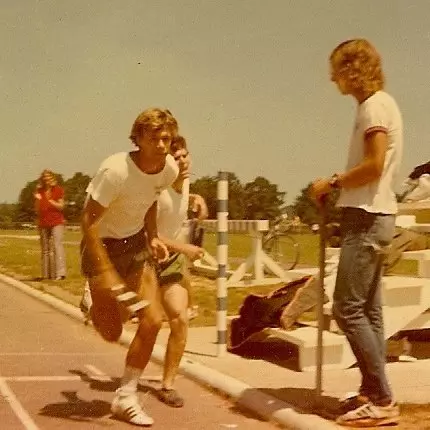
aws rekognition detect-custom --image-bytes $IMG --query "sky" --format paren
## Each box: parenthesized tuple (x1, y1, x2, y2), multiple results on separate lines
(1, 1, 429, 205)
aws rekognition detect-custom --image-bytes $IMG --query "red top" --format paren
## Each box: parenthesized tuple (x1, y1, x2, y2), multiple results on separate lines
(37, 185, 65, 228)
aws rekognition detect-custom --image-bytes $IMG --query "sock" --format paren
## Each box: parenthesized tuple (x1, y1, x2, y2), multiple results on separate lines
(116, 366, 143, 396)
(83, 282, 93, 307)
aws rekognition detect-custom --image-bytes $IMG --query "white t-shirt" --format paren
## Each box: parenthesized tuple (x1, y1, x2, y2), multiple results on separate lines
(337, 91, 403, 214)
(157, 178, 189, 241)
(86, 152, 179, 239)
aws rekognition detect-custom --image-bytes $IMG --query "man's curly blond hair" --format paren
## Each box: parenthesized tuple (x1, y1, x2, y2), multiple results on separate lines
(330, 39, 385, 94)
(129, 108, 178, 145)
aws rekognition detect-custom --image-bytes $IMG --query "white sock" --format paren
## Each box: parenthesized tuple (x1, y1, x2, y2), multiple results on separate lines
(116, 366, 143, 396)
(83, 282, 93, 307)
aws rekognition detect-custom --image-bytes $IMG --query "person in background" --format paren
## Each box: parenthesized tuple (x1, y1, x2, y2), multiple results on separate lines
(34, 169, 67, 280)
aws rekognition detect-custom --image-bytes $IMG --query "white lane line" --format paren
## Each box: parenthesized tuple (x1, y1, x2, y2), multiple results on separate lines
(0, 352, 115, 356)
(0, 378, 39, 430)
(84, 364, 112, 382)
(3, 376, 81, 382)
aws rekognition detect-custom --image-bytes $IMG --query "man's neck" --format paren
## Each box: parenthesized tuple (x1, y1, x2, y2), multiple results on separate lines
(354, 89, 377, 104)
(131, 150, 166, 174)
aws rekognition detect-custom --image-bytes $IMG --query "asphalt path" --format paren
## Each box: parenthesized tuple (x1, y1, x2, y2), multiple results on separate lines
(0, 279, 278, 430)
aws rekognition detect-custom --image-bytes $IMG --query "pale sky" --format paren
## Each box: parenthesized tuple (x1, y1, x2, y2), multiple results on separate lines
(1, 1, 429, 204)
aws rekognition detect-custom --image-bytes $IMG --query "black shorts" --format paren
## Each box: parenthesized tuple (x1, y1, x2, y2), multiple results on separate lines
(80, 227, 150, 279)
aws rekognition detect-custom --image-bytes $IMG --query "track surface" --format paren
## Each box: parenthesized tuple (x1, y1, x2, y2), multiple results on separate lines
(0, 280, 278, 429)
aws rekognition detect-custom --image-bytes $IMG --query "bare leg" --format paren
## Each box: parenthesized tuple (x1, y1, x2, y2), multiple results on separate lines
(124, 263, 163, 371)
(161, 282, 188, 390)
(112, 263, 162, 426)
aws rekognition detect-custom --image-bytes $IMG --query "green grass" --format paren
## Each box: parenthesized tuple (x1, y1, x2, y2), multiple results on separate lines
(0, 228, 419, 327)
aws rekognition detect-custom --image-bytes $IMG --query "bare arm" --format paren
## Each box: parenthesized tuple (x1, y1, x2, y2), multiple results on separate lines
(337, 131, 388, 188)
(310, 131, 388, 201)
(159, 234, 204, 261)
(144, 201, 169, 262)
(81, 197, 114, 274)
(144, 201, 158, 242)
(48, 198, 65, 211)
(189, 193, 209, 220)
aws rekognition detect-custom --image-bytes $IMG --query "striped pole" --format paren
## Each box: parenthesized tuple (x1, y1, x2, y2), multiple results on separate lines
(315, 203, 327, 405)
(216, 171, 229, 357)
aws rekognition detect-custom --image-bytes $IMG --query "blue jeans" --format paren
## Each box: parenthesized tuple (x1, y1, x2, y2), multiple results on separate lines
(333, 208, 395, 403)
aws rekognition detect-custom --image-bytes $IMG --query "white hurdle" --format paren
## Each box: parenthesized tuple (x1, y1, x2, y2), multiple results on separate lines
(227, 220, 289, 287)
(192, 218, 290, 286)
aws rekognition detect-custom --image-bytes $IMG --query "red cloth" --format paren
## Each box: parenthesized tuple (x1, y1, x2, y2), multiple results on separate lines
(37, 186, 65, 227)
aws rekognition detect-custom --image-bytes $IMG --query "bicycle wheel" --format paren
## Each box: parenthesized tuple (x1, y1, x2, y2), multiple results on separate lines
(263, 233, 300, 270)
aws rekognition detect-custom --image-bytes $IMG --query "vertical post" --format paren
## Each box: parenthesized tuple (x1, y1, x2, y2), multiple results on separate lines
(253, 220, 268, 282)
(315, 206, 326, 404)
(217, 171, 229, 357)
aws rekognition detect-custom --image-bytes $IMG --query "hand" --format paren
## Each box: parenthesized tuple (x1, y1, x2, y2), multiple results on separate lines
(149, 237, 169, 263)
(34, 193, 41, 200)
(309, 178, 331, 206)
(178, 164, 190, 180)
(182, 243, 205, 261)
(191, 194, 208, 220)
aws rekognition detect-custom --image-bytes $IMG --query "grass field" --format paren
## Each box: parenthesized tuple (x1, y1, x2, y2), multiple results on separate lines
(0, 228, 418, 327)
(2, 229, 429, 425)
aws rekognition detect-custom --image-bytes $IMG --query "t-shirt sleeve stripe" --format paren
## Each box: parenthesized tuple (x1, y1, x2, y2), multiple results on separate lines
(365, 126, 388, 136)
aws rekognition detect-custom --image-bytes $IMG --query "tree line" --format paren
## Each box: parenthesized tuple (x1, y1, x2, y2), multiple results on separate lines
(0, 171, 341, 228)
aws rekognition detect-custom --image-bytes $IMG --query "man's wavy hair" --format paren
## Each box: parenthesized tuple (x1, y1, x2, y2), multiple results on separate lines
(129, 108, 178, 145)
(330, 39, 385, 94)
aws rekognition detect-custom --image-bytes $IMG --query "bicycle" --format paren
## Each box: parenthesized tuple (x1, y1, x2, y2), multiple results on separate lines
(262, 214, 300, 270)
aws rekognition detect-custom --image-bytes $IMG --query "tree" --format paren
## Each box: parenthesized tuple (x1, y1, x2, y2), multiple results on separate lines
(190, 173, 247, 219)
(226, 173, 246, 219)
(0, 203, 18, 228)
(16, 179, 40, 222)
(292, 182, 341, 226)
(63, 172, 91, 223)
(190, 175, 218, 218)
(243, 176, 285, 220)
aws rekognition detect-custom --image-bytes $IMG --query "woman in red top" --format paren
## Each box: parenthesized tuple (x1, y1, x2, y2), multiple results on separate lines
(34, 170, 67, 280)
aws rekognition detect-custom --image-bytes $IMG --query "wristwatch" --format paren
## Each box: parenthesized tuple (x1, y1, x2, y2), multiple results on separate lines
(329, 173, 341, 189)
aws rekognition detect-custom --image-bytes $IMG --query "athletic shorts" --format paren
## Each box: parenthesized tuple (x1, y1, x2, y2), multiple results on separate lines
(80, 227, 150, 280)
(157, 253, 186, 286)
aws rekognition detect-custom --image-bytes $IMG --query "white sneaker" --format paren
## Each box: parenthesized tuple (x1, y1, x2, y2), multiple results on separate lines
(79, 288, 93, 325)
(336, 401, 400, 427)
(111, 393, 154, 426)
(187, 305, 199, 321)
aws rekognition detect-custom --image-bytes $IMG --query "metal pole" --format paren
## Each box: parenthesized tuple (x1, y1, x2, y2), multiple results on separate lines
(315, 203, 326, 403)
(216, 171, 229, 357)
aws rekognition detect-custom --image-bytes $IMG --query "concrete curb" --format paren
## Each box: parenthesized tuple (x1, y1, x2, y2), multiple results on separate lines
(0, 273, 339, 430)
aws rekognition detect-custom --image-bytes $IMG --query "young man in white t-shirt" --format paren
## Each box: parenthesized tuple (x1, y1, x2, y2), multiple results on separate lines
(155, 135, 206, 408)
(310, 39, 402, 427)
(81, 108, 179, 426)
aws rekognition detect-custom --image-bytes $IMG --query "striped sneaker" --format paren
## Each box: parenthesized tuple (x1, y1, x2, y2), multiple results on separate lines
(336, 401, 400, 427)
(111, 393, 154, 426)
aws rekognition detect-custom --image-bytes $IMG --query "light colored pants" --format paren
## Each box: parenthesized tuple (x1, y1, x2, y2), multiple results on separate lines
(39, 224, 66, 279)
